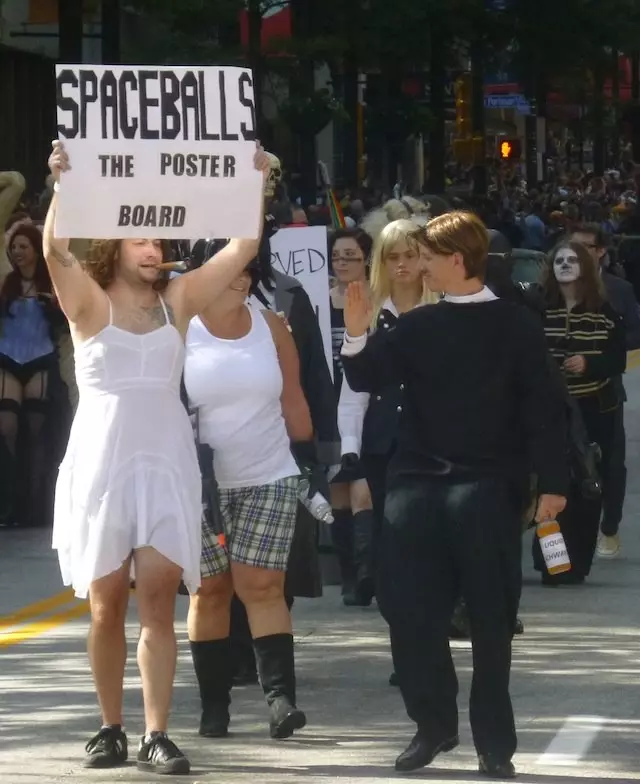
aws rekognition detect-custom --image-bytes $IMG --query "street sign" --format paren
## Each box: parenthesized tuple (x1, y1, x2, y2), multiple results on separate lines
(484, 93, 531, 114)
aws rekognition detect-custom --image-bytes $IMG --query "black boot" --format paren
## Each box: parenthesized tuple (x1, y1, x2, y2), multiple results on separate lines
(229, 595, 259, 686)
(343, 510, 375, 607)
(253, 633, 306, 739)
(331, 509, 356, 596)
(190, 638, 232, 738)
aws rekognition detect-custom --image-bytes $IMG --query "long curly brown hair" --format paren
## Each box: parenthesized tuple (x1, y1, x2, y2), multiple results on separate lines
(83, 240, 173, 290)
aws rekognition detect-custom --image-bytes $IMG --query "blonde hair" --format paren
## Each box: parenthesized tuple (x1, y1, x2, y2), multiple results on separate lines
(361, 196, 431, 244)
(369, 219, 439, 327)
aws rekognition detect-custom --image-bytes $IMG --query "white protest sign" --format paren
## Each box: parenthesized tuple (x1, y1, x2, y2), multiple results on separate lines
(270, 226, 332, 379)
(54, 65, 262, 240)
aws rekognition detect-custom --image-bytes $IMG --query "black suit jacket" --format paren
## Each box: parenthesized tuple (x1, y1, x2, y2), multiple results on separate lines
(602, 271, 640, 350)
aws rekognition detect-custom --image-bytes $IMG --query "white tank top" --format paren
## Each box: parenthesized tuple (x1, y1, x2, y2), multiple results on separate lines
(184, 306, 299, 489)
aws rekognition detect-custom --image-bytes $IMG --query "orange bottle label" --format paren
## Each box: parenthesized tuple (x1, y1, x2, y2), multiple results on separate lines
(537, 520, 571, 575)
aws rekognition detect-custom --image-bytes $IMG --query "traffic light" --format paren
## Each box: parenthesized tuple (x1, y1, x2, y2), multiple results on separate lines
(498, 138, 522, 160)
(454, 73, 472, 140)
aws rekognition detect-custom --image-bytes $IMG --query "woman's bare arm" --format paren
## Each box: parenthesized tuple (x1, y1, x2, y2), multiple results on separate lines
(264, 310, 313, 442)
(167, 145, 271, 323)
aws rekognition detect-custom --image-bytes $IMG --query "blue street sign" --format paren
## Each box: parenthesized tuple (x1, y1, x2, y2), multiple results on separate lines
(484, 93, 531, 114)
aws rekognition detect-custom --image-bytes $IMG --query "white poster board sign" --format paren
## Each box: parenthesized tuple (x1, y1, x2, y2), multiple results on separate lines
(54, 64, 262, 240)
(270, 226, 332, 379)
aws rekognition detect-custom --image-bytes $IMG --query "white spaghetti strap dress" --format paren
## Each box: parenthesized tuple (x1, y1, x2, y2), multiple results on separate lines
(52, 296, 202, 599)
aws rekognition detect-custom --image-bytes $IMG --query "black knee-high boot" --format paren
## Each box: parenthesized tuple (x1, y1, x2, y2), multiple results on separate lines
(253, 633, 306, 739)
(330, 509, 355, 596)
(229, 595, 258, 685)
(344, 509, 376, 607)
(190, 638, 233, 737)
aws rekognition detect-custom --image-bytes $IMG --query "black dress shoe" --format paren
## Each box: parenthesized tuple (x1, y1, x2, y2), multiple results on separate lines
(394, 732, 459, 772)
(478, 754, 516, 779)
(389, 671, 399, 686)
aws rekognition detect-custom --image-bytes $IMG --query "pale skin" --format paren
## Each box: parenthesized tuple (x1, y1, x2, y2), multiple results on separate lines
(330, 236, 372, 513)
(187, 271, 313, 642)
(552, 247, 588, 376)
(42, 140, 271, 735)
(344, 245, 567, 524)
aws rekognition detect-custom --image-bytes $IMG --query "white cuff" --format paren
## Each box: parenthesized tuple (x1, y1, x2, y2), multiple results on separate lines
(341, 436, 361, 458)
(53, 181, 60, 193)
(341, 333, 367, 356)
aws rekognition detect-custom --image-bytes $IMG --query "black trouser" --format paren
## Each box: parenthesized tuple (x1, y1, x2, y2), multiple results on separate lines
(377, 475, 520, 760)
(361, 449, 394, 564)
(600, 404, 626, 537)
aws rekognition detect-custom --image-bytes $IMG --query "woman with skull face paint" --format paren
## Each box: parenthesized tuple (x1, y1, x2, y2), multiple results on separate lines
(541, 241, 626, 584)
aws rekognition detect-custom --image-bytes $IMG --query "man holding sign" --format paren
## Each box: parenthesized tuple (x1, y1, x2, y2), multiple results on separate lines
(44, 83, 269, 773)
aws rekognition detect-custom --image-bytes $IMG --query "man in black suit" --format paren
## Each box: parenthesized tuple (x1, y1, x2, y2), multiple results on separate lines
(570, 223, 640, 559)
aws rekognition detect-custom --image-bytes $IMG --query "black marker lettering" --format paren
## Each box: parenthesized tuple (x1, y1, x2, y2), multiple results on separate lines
(139, 70, 159, 139)
(98, 154, 109, 176)
(79, 70, 99, 138)
(180, 72, 200, 140)
(198, 70, 219, 140)
(119, 71, 138, 138)
(219, 71, 238, 141)
(100, 71, 119, 139)
(308, 249, 325, 273)
(118, 205, 131, 226)
(159, 72, 181, 140)
(159, 206, 172, 226)
(185, 154, 198, 176)
(132, 205, 145, 226)
(223, 155, 236, 177)
(56, 69, 79, 138)
(291, 249, 305, 276)
(238, 73, 257, 141)
(144, 206, 157, 226)
(160, 153, 171, 175)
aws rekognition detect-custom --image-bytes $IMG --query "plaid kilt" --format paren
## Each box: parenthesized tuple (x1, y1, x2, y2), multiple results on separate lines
(201, 476, 299, 577)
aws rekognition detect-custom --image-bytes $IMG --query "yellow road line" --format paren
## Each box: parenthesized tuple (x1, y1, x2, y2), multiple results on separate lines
(0, 589, 76, 631)
(0, 602, 89, 648)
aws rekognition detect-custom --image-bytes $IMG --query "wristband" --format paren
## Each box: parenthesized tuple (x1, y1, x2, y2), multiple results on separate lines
(53, 181, 60, 193)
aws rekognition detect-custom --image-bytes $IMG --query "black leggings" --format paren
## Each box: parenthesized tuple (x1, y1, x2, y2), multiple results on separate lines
(0, 354, 53, 524)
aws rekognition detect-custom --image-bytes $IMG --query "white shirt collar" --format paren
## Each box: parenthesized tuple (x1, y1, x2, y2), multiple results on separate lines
(382, 297, 399, 317)
(443, 286, 498, 304)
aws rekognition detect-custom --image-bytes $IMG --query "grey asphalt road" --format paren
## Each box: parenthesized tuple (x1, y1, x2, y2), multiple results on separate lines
(1, 364, 639, 783)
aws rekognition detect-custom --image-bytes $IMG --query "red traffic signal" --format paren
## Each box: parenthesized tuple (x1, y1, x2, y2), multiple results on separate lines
(498, 138, 521, 160)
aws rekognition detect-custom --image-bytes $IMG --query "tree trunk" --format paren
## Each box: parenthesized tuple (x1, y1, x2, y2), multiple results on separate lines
(101, 0, 120, 64)
(470, 36, 487, 196)
(611, 48, 620, 167)
(593, 59, 606, 176)
(427, 27, 446, 194)
(58, 0, 83, 62)
(340, 0, 359, 188)
(291, 0, 318, 206)
(247, 0, 264, 137)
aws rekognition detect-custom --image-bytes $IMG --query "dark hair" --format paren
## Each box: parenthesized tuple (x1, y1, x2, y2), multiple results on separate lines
(84, 239, 172, 290)
(543, 241, 606, 312)
(328, 228, 373, 263)
(570, 222, 608, 250)
(1, 225, 52, 314)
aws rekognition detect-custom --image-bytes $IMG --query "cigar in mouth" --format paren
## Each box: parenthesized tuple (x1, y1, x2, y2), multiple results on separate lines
(156, 261, 188, 272)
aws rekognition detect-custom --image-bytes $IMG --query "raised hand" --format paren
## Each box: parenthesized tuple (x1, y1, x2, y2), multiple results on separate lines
(344, 281, 373, 338)
(253, 141, 270, 184)
(48, 140, 70, 183)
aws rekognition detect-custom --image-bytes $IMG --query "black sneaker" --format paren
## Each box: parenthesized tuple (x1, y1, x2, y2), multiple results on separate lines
(137, 732, 190, 775)
(84, 726, 128, 768)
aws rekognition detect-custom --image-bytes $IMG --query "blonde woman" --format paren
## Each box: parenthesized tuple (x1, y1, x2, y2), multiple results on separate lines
(328, 227, 375, 605)
(338, 219, 438, 605)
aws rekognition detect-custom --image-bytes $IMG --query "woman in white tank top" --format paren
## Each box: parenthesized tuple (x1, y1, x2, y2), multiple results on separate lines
(184, 263, 313, 740)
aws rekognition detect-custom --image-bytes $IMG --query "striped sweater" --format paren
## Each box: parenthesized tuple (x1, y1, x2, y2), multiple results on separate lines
(543, 302, 626, 408)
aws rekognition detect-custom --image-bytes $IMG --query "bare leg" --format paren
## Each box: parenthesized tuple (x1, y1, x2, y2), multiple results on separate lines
(187, 573, 234, 641)
(87, 558, 131, 726)
(133, 546, 182, 734)
(233, 563, 291, 638)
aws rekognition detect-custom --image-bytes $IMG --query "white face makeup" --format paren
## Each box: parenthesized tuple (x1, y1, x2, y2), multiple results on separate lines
(553, 247, 581, 283)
